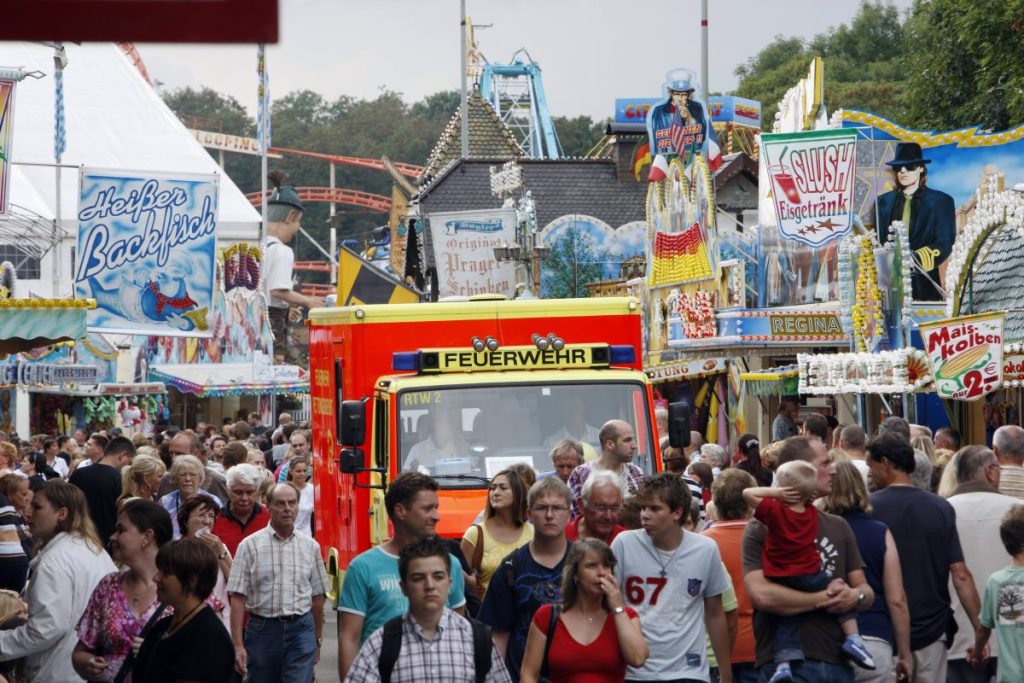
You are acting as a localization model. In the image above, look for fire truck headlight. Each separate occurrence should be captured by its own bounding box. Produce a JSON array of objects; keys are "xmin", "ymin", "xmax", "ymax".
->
[
  {"xmin": 532, "ymin": 333, "xmax": 550, "ymax": 350},
  {"xmin": 485, "ymin": 336, "xmax": 500, "ymax": 351},
  {"xmin": 471, "ymin": 336, "xmax": 486, "ymax": 352},
  {"xmin": 548, "ymin": 333, "xmax": 565, "ymax": 351}
]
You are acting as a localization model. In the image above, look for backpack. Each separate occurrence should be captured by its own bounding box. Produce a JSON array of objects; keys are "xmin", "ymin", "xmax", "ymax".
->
[
  {"xmin": 501, "ymin": 552, "xmax": 561, "ymax": 682},
  {"xmin": 377, "ymin": 614, "xmax": 492, "ymax": 683}
]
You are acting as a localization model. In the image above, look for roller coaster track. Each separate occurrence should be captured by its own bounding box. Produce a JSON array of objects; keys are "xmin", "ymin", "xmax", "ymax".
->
[
  {"xmin": 269, "ymin": 147, "xmax": 423, "ymax": 178},
  {"xmin": 247, "ymin": 187, "xmax": 391, "ymax": 213}
]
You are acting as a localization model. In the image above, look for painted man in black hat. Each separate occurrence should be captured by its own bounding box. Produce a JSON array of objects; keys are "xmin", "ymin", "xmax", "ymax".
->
[
  {"xmin": 876, "ymin": 142, "xmax": 956, "ymax": 301},
  {"xmin": 265, "ymin": 174, "xmax": 324, "ymax": 362}
]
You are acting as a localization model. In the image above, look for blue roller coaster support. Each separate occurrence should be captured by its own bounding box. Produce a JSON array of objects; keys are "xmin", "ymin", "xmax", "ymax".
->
[{"xmin": 480, "ymin": 52, "xmax": 563, "ymax": 159}]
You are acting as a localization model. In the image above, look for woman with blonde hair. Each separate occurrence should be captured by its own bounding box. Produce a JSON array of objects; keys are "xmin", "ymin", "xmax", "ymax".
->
[
  {"xmin": 818, "ymin": 462, "xmax": 913, "ymax": 682},
  {"xmin": 520, "ymin": 538, "xmax": 647, "ymax": 682},
  {"xmin": 0, "ymin": 443, "xmax": 16, "ymax": 476},
  {"xmin": 0, "ymin": 480, "xmax": 115, "ymax": 681},
  {"xmin": 911, "ymin": 435, "xmax": 936, "ymax": 464},
  {"xmin": 461, "ymin": 467, "xmax": 533, "ymax": 597},
  {"xmin": 118, "ymin": 454, "xmax": 166, "ymax": 507}
]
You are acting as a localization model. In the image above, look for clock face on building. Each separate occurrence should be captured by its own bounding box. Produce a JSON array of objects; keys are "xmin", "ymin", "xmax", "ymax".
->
[{"xmin": 2, "ymin": 1, "xmax": 278, "ymax": 43}]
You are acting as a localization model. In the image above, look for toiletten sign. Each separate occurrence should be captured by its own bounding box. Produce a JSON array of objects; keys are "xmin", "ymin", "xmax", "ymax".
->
[
  {"xmin": 761, "ymin": 129, "xmax": 857, "ymax": 247},
  {"xmin": 920, "ymin": 312, "xmax": 1004, "ymax": 401}
]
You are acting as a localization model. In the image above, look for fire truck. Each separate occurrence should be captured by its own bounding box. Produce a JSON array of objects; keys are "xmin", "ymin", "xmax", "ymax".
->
[{"xmin": 307, "ymin": 295, "xmax": 665, "ymax": 599}]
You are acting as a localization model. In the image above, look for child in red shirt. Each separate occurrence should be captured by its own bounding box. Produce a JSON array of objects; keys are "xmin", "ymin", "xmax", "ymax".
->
[{"xmin": 743, "ymin": 460, "xmax": 874, "ymax": 683}]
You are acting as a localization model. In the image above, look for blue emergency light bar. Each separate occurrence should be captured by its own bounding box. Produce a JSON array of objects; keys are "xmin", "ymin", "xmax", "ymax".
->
[
  {"xmin": 609, "ymin": 345, "xmax": 636, "ymax": 364},
  {"xmin": 392, "ymin": 352, "xmax": 420, "ymax": 371}
]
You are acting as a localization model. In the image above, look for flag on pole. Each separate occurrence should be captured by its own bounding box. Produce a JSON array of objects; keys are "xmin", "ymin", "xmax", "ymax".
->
[
  {"xmin": 337, "ymin": 246, "xmax": 420, "ymax": 306},
  {"xmin": 256, "ymin": 44, "xmax": 270, "ymax": 154},
  {"xmin": 706, "ymin": 122, "xmax": 723, "ymax": 172}
]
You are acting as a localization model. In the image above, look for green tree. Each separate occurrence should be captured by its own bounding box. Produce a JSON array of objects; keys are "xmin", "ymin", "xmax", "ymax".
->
[
  {"xmin": 161, "ymin": 86, "xmax": 260, "ymax": 199},
  {"xmin": 904, "ymin": 0, "xmax": 1024, "ymax": 132},
  {"xmin": 733, "ymin": 2, "xmax": 910, "ymax": 128},
  {"xmin": 552, "ymin": 115, "xmax": 608, "ymax": 157}
]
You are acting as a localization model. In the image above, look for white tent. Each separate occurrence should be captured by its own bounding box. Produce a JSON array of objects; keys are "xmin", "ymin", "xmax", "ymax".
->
[{"xmin": 1, "ymin": 42, "xmax": 260, "ymax": 297}]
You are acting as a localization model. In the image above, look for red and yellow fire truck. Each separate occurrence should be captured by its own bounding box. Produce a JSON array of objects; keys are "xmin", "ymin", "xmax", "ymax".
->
[{"xmin": 307, "ymin": 296, "xmax": 662, "ymax": 599}]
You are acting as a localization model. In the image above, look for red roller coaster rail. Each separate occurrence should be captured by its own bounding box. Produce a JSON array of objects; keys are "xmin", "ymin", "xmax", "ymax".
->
[
  {"xmin": 269, "ymin": 147, "xmax": 423, "ymax": 178},
  {"xmin": 247, "ymin": 187, "xmax": 391, "ymax": 213}
]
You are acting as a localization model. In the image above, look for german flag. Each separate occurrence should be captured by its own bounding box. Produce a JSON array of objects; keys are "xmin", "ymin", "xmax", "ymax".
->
[
  {"xmin": 630, "ymin": 140, "xmax": 651, "ymax": 181},
  {"xmin": 337, "ymin": 246, "xmax": 421, "ymax": 306}
]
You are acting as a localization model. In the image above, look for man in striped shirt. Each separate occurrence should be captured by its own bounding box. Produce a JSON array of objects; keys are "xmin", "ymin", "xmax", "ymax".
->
[
  {"xmin": 0, "ymin": 490, "xmax": 28, "ymax": 591},
  {"xmin": 344, "ymin": 537, "xmax": 511, "ymax": 683},
  {"xmin": 227, "ymin": 482, "xmax": 329, "ymax": 683}
]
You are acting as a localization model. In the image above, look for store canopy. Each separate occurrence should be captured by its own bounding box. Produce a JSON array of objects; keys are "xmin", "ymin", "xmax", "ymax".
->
[
  {"xmin": 150, "ymin": 363, "xmax": 308, "ymax": 398},
  {"xmin": 740, "ymin": 365, "xmax": 800, "ymax": 397},
  {"xmin": 0, "ymin": 298, "xmax": 94, "ymax": 354},
  {"xmin": 7, "ymin": 43, "xmax": 260, "ymax": 241}
]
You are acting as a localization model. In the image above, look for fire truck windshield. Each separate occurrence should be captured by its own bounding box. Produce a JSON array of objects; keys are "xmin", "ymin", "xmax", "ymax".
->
[{"xmin": 397, "ymin": 382, "xmax": 655, "ymax": 487}]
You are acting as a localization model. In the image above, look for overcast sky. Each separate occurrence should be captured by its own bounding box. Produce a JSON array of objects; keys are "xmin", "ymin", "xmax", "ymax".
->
[{"xmin": 138, "ymin": 0, "xmax": 913, "ymax": 122}]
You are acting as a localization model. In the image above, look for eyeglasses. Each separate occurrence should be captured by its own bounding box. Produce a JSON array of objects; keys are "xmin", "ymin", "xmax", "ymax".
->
[
  {"xmin": 894, "ymin": 163, "xmax": 922, "ymax": 172},
  {"xmin": 531, "ymin": 504, "xmax": 570, "ymax": 515},
  {"xmin": 587, "ymin": 504, "xmax": 622, "ymax": 514}
]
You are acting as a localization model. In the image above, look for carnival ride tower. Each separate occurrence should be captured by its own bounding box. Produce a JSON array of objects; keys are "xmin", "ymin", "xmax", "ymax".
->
[{"xmin": 479, "ymin": 49, "xmax": 562, "ymax": 159}]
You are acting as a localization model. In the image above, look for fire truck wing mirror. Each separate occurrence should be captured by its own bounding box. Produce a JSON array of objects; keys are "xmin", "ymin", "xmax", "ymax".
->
[
  {"xmin": 340, "ymin": 400, "xmax": 366, "ymax": 445},
  {"xmin": 668, "ymin": 400, "xmax": 691, "ymax": 449},
  {"xmin": 339, "ymin": 448, "xmax": 364, "ymax": 474}
]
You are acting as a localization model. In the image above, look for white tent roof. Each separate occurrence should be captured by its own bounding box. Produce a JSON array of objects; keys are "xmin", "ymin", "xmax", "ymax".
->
[{"xmin": 4, "ymin": 42, "xmax": 259, "ymax": 240}]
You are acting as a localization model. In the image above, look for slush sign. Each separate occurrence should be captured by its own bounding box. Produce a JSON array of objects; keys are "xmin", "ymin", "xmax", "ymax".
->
[
  {"xmin": 761, "ymin": 129, "xmax": 858, "ymax": 247},
  {"xmin": 614, "ymin": 98, "xmax": 659, "ymax": 126}
]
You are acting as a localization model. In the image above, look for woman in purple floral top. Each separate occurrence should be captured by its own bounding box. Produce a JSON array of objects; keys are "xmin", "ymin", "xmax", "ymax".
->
[{"xmin": 72, "ymin": 500, "xmax": 172, "ymax": 682}]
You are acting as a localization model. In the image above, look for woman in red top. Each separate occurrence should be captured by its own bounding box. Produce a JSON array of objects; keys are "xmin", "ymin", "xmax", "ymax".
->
[{"xmin": 520, "ymin": 538, "xmax": 648, "ymax": 683}]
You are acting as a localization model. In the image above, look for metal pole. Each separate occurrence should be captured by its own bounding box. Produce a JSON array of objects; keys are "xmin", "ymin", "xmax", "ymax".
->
[
  {"xmin": 329, "ymin": 163, "xmax": 336, "ymax": 219},
  {"xmin": 460, "ymin": 0, "xmax": 469, "ymax": 159},
  {"xmin": 701, "ymin": 0, "xmax": 709, "ymax": 96}
]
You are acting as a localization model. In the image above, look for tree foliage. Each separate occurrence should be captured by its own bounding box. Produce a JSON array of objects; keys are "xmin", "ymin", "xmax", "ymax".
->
[
  {"xmin": 553, "ymin": 115, "xmax": 608, "ymax": 157},
  {"xmin": 734, "ymin": 2, "xmax": 910, "ymax": 128},
  {"xmin": 904, "ymin": 0, "xmax": 1024, "ymax": 132},
  {"xmin": 733, "ymin": 0, "xmax": 1024, "ymax": 133}
]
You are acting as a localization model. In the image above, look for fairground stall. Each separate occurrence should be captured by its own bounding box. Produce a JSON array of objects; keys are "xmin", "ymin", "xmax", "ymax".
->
[{"xmin": 791, "ymin": 106, "xmax": 1024, "ymax": 442}]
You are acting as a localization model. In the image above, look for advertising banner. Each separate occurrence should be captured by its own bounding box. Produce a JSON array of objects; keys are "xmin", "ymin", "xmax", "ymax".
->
[
  {"xmin": 0, "ymin": 77, "xmax": 15, "ymax": 216},
  {"xmin": 761, "ymin": 129, "xmax": 858, "ymax": 248},
  {"xmin": 920, "ymin": 312, "xmax": 1004, "ymax": 400},
  {"xmin": 428, "ymin": 207, "xmax": 517, "ymax": 298},
  {"xmin": 614, "ymin": 98, "xmax": 658, "ymax": 126},
  {"xmin": 75, "ymin": 168, "xmax": 219, "ymax": 337},
  {"xmin": 708, "ymin": 96, "xmax": 762, "ymax": 128}
]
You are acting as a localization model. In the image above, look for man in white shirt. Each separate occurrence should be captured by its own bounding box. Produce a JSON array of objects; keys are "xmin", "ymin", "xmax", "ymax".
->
[
  {"xmin": 946, "ymin": 445, "xmax": 1021, "ymax": 683},
  {"xmin": 264, "ymin": 180, "xmax": 324, "ymax": 362},
  {"xmin": 612, "ymin": 472, "xmax": 732, "ymax": 682}
]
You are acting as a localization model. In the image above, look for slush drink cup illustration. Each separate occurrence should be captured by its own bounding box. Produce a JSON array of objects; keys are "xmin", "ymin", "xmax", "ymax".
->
[{"xmin": 770, "ymin": 164, "xmax": 801, "ymax": 204}]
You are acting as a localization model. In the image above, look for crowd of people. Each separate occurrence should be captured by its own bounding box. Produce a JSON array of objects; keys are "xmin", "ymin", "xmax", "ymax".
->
[
  {"xmin": 2, "ymin": 405, "xmax": 1024, "ymax": 683},
  {"xmin": 0, "ymin": 411, "xmax": 326, "ymax": 682}
]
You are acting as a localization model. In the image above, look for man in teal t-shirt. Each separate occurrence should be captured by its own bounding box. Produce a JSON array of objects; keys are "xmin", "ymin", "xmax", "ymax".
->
[{"xmin": 336, "ymin": 473, "xmax": 467, "ymax": 679}]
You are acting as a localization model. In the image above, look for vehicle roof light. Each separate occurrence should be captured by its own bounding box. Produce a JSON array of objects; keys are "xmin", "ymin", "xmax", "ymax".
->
[
  {"xmin": 609, "ymin": 345, "xmax": 636, "ymax": 364},
  {"xmin": 392, "ymin": 352, "xmax": 420, "ymax": 371}
]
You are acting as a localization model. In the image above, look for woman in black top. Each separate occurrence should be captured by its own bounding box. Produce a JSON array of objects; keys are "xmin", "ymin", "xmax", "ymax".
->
[
  {"xmin": 734, "ymin": 433, "xmax": 773, "ymax": 487},
  {"xmin": 134, "ymin": 538, "xmax": 234, "ymax": 683}
]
